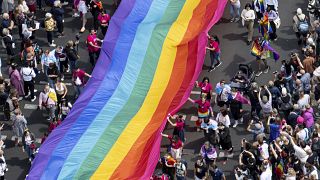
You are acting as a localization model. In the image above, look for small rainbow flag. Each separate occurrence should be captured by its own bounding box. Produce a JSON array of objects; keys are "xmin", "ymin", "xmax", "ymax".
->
[
  {"xmin": 28, "ymin": 0, "xmax": 227, "ymax": 179},
  {"xmin": 263, "ymin": 41, "xmax": 280, "ymax": 61}
]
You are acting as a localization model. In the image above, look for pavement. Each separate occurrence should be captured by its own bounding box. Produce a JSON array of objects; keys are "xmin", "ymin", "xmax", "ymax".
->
[{"xmin": 0, "ymin": 0, "xmax": 308, "ymax": 179}]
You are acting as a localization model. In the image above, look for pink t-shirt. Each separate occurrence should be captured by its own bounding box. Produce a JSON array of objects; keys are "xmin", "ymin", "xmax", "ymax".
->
[
  {"xmin": 98, "ymin": 13, "xmax": 111, "ymax": 26},
  {"xmin": 195, "ymin": 99, "xmax": 211, "ymax": 113},
  {"xmin": 198, "ymin": 82, "xmax": 212, "ymax": 94},
  {"xmin": 87, "ymin": 34, "xmax": 99, "ymax": 52},
  {"xmin": 209, "ymin": 39, "xmax": 220, "ymax": 53}
]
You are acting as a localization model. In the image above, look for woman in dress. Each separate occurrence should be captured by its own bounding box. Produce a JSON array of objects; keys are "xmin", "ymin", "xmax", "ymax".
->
[
  {"xmin": 12, "ymin": 108, "xmax": 27, "ymax": 146},
  {"xmin": 9, "ymin": 63, "xmax": 24, "ymax": 100}
]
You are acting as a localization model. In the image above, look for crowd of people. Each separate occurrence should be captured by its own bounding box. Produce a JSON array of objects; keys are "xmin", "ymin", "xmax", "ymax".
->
[
  {"xmin": 155, "ymin": 0, "xmax": 320, "ymax": 180},
  {"xmin": 0, "ymin": 0, "xmax": 116, "ymax": 179}
]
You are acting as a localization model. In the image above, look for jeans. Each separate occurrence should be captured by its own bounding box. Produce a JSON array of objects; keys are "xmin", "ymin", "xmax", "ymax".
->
[
  {"xmin": 25, "ymin": 145, "xmax": 34, "ymax": 160},
  {"xmin": 24, "ymin": 80, "xmax": 35, "ymax": 99},
  {"xmin": 46, "ymin": 31, "xmax": 53, "ymax": 44},
  {"xmin": 48, "ymin": 79, "xmax": 55, "ymax": 89},
  {"xmin": 56, "ymin": 20, "xmax": 64, "ymax": 34},
  {"xmin": 101, "ymin": 25, "xmax": 108, "ymax": 37},
  {"xmin": 69, "ymin": 60, "xmax": 77, "ymax": 73},
  {"xmin": 209, "ymin": 51, "xmax": 221, "ymax": 67},
  {"xmin": 74, "ymin": 85, "xmax": 83, "ymax": 98},
  {"xmin": 47, "ymin": 105, "xmax": 56, "ymax": 120},
  {"xmin": 37, "ymin": 0, "xmax": 42, "ymax": 9},
  {"xmin": 89, "ymin": 51, "xmax": 100, "ymax": 67},
  {"xmin": 230, "ymin": 3, "xmax": 240, "ymax": 19}
]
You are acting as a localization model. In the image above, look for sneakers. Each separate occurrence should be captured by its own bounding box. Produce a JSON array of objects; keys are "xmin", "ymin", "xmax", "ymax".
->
[
  {"xmin": 25, "ymin": 93, "xmax": 31, "ymax": 99},
  {"xmin": 233, "ymin": 120, "xmax": 238, "ymax": 128},
  {"xmin": 215, "ymin": 62, "xmax": 222, "ymax": 68},
  {"xmin": 49, "ymin": 43, "xmax": 56, "ymax": 47},
  {"xmin": 234, "ymin": 18, "xmax": 240, "ymax": 23},
  {"xmin": 18, "ymin": 97, "xmax": 23, "ymax": 101},
  {"xmin": 34, "ymin": 89, "xmax": 38, "ymax": 93},
  {"xmin": 208, "ymin": 67, "xmax": 215, "ymax": 72},
  {"xmin": 80, "ymin": 27, "xmax": 86, "ymax": 33},
  {"xmin": 264, "ymin": 66, "xmax": 270, "ymax": 74},
  {"xmin": 72, "ymin": 13, "xmax": 80, "ymax": 17},
  {"xmin": 256, "ymin": 71, "xmax": 262, "ymax": 77},
  {"xmin": 47, "ymin": 117, "xmax": 51, "ymax": 121},
  {"xmin": 31, "ymin": 96, "xmax": 36, "ymax": 102},
  {"xmin": 239, "ymin": 117, "xmax": 244, "ymax": 124},
  {"xmin": 230, "ymin": 18, "xmax": 235, "ymax": 22}
]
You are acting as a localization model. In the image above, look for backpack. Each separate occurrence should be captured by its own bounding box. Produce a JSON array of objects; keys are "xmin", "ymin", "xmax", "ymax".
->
[
  {"xmin": 304, "ymin": 128, "xmax": 311, "ymax": 142},
  {"xmin": 297, "ymin": 16, "xmax": 309, "ymax": 34}
]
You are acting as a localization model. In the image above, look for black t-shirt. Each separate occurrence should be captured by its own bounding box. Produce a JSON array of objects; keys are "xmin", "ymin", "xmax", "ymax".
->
[
  {"xmin": 47, "ymin": 67, "xmax": 58, "ymax": 80},
  {"xmin": 274, "ymin": 79, "xmax": 286, "ymax": 90},
  {"xmin": 195, "ymin": 162, "xmax": 207, "ymax": 179}
]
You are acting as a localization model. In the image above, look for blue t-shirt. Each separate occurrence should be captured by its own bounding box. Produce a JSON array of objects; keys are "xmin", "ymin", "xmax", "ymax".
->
[{"xmin": 269, "ymin": 123, "xmax": 280, "ymax": 141}]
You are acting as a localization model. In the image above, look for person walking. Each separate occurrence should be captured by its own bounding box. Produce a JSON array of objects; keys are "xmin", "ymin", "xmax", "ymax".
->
[
  {"xmin": 207, "ymin": 34, "xmax": 222, "ymax": 72},
  {"xmin": 22, "ymin": 129, "xmax": 36, "ymax": 162},
  {"xmin": 38, "ymin": 85, "xmax": 57, "ymax": 121},
  {"xmin": 44, "ymin": 13, "xmax": 56, "ymax": 47},
  {"xmin": 0, "ymin": 150, "xmax": 7, "ymax": 180},
  {"xmin": 241, "ymin": 3, "xmax": 255, "ymax": 45},
  {"xmin": 20, "ymin": 62, "xmax": 36, "ymax": 101},
  {"xmin": 2, "ymin": 28, "xmax": 15, "ymax": 65},
  {"xmin": 266, "ymin": 6, "xmax": 278, "ymax": 41},
  {"xmin": 87, "ymin": 28, "xmax": 102, "ymax": 67},
  {"xmin": 12, "ymin": 108, "xmax": 27, "ymax": 146},
  {"xmin": 65, "ymin": 40, "xmax": 79, "ymax": 73},
  {"xmin": 89, "ymin": 0, "xmax": 103, "ymax": 30},
  {"xmin": 98, "ymin": 10, "xmax": 111, "ymax": 36},
  {"xmin": 293, "ymin": 8, "xmax": 309, "ymax": 45},
  {"xmin": 229, "ymin": 0, "xmax": 240, "ymax": 23},
  {"xmin": 77, "ymin": 0, "xmax": 88, "ymax": 33},
  {"xmin": 51, "ymin": 0, "xmax": 65, "ymax": 37},
  {"xmin": 9, "ymin": 63, "xmax": 24, "ymax": 100}
]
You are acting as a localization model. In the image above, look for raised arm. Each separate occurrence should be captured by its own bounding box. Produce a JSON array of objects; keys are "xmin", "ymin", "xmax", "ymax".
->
[
  {"xmin": 188, "ymin": 97, "xmax": 195, "ymax": 103},
  {"xmin": 161, "ymin": 132, "xmax": 169, "ymax": 138}
]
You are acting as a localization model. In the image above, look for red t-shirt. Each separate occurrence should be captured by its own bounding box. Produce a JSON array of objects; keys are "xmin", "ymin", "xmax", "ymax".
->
[
  {"xmin": 195, "ymin": 99, "xmax": 211, "ymax": 113},
  {"xmin": 198, "ymin": 82, "xmax": 212, "ymax": 94},
  {"xmin": 175, "ymin": 120, "xmax": 185, "ymax": 131},
  {"xmin": 168, "ymin": 136, "xmax": 183, "ymax": 149},
  {"xmin": 208, "ymin": 38, "xmax": 220, "ymax": 53},
  {"xmin": 98, "ymin": 13, "xmax": 111, "ymax": 26},
  {"xmin": 73, "ymin": 69, "xmax": 86, "ymax": 85},
  {"xmin": 87, "ymin": 34, "xmax": 99, "ymax": 52}
]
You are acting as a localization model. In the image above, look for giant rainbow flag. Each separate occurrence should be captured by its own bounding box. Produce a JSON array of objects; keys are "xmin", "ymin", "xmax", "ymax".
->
[{"xmin": 28, "ymin": 0, "xmax": 227, "ymax": 179}]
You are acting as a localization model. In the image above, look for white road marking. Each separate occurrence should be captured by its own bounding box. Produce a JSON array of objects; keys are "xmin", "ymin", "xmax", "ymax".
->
[{"xmin": 24, "ymin": 104, "xmax": 39, "ymax": 110}]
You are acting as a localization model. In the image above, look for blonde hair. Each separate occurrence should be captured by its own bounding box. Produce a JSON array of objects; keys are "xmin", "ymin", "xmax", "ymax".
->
[{"xmin": 2, "ymin": 28, "xmax": 9, "ymax": 36}]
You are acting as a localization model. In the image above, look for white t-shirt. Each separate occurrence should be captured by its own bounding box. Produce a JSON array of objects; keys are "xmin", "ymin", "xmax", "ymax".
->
[
  {"xmin": 297, "ymin": 128, "xmax": 308, "ymax": 142},
  {"xmin": 260, "ymin": 168, "xmax": 272, "ymax": 180},
  {"xmin": 293, "ymin": 144, "xmax": 309, "ymax": 163},
  {"xmin": 216, "ymin": 113, "xmax": 230, "ymax": 128},
  {"xmin": 259, "ymin": 142, "xmax": 270, "ymax": 160},
  {"xmin": 298, "ymin": 94, "xmax": 310, "ymax": 109}
]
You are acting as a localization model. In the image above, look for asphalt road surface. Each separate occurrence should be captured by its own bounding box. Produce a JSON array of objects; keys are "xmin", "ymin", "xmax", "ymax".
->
[{"xmin": 0, "ymin": 0, "xmax": 308, "ymax": 179}]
